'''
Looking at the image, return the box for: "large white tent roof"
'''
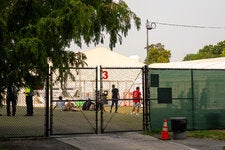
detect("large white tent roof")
[81,47,144,67]
[149,57,225,70]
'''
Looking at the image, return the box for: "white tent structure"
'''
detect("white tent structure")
[78,47,145,105]
[50,47,145,106]
[149,57,225,69]
[16,47,145,107]
[81,46,144,67]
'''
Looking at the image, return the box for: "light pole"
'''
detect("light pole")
[145,19,156,131]
[146,20,156,56]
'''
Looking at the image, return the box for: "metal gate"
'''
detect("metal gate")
[49,67,98,135]
[48,66,149,136]
[99,66,149,133]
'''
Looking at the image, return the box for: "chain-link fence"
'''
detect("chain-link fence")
[50,67,98,135]
[0,66,147,137]
[150,68,225,131]
[0,88,45,137]
[50,66,146,135]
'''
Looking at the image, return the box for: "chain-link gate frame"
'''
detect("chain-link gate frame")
[45,65,149,136]
[99,66,150,133]
[48,67,99,136]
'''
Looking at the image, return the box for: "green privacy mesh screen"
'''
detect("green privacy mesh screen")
[149,69,225,131]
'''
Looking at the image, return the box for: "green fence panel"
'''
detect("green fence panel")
[149,69,225,131]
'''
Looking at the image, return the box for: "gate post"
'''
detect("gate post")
[143,65,151,131]
[95,66,99,134]
[45,66,50,137]
[100,66,104,134]
[49,67,53,135]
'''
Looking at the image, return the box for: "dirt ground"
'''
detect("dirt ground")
[0,138,79,150]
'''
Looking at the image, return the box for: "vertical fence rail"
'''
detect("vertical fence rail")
[95,66,98,134]
[49,67,53,136]
[100,66,103,133]
[143,65,150,131]
[45,66,50,137]
[191,69,195,130]
[142,67,145,131]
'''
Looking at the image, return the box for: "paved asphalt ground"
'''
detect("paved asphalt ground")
[1,132,225,149]
[56,132,225,150]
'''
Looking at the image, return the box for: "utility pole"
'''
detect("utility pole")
[145,20,156,131]
[146,20,156,56]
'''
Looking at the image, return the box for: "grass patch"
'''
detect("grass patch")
[143,129,225,143]
[0,105,143,137]
[187,130,225,141]
[187,130,225,150]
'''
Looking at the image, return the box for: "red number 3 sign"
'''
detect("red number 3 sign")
[102,70,108,79]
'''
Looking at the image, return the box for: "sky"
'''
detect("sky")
[71,0,225,62]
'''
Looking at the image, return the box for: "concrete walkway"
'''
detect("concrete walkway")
[57,132,197,150]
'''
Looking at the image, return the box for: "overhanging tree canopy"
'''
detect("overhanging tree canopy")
[0,0,141,104]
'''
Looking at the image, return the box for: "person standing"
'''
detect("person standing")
[131,86,142,115]
[110,85,119,113]
[24,86,34,116]
[6,84,18,116]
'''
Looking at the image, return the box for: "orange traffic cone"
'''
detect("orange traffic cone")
[160,118,170,140]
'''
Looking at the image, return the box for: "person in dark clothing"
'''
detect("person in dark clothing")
[82,98,95,111]
[24,86,34,116]
[110,85,119,113]
[6,84,18,116]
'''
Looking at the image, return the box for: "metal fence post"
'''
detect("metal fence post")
[143,65,151,131]
[191,69,195,130]
[45,66,50,137]
[95,66,99,134]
